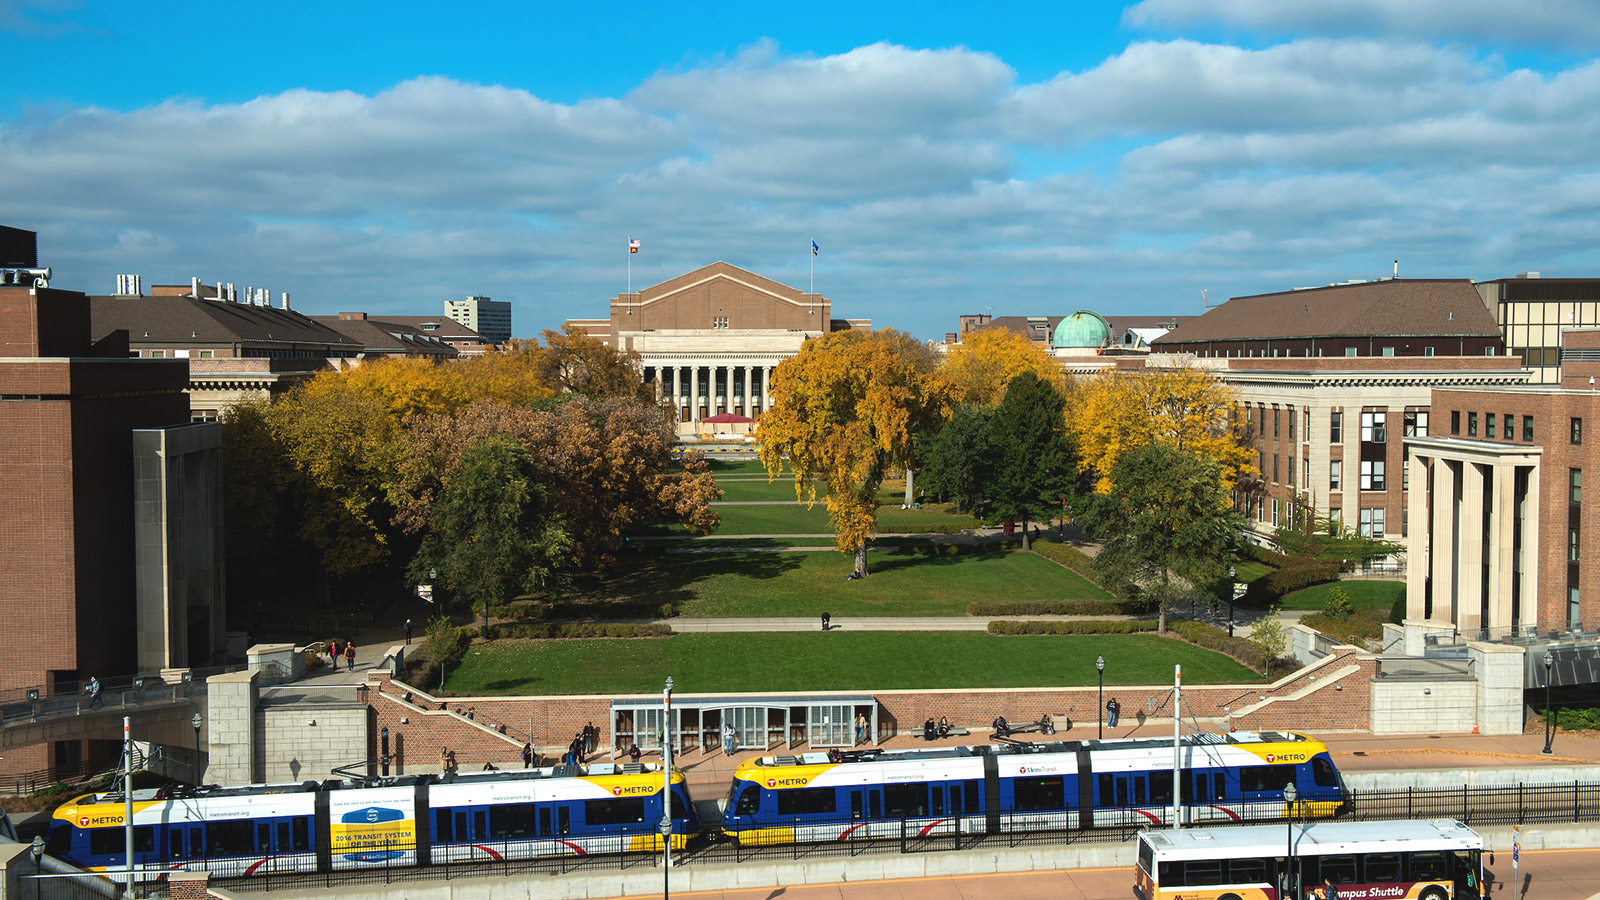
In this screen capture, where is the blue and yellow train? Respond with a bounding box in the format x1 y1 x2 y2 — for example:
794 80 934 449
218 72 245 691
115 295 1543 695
45 762 699 881
720 730 1345 846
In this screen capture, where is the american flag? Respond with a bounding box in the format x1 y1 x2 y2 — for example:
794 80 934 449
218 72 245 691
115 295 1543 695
629 238 641 254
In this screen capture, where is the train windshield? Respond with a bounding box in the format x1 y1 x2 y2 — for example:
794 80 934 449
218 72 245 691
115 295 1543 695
45 822 72 858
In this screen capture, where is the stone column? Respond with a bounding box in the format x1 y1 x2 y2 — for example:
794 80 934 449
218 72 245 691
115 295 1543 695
1524 463 1542 626
761 366 771 411
1489 463 1517 634
690 365 700 424
1406 453 1430 622
1459 461 1486 634
205 670 259 785
1430 458 1457 625
743 365 754 417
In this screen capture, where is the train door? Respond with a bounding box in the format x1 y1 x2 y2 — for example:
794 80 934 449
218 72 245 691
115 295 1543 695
849 790 864 820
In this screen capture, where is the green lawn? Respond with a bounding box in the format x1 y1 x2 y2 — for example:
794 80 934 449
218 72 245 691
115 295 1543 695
444 632 1262 695
705 458 773 475
712 478 815 502
700 501 980 535
1231 560 1274 583
1278 580 1404 611
554 548 1112 618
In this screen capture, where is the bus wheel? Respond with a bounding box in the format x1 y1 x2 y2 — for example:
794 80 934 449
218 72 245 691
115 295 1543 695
1220 894 1243 900
1419 889 1447 900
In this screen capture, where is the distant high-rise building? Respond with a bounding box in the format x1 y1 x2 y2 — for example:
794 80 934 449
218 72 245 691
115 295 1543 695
444 295 511 345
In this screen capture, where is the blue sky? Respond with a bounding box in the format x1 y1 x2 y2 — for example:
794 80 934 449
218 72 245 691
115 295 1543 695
5 0 1600 339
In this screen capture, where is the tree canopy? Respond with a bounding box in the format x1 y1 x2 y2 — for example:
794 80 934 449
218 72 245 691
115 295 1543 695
759 329 953 575
988 371 1078 549
940 326 1069 405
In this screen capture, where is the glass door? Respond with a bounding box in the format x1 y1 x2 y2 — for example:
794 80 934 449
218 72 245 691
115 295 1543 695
731 706 765 749
808 704 852 747
634 707 663 751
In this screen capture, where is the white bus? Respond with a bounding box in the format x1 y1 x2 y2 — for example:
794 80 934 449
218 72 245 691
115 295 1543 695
1135 818 1482 900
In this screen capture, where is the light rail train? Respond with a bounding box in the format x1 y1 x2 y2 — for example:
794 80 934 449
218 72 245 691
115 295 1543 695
719 730 1345 846
45 761 699 881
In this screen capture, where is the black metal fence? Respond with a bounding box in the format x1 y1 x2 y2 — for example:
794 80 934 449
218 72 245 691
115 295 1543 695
181 779 1600 894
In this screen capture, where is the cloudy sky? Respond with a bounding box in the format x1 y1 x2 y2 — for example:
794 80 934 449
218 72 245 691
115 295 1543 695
5 1 1599 340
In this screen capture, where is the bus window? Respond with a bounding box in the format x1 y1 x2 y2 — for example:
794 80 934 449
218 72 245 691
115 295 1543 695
1321 854 1357 884
1185 859 1224 885
1230 857 1269 885
1364 853 1401 882
735 785 761 817
1151 771 1172 805
1313 756 1339 787
1014 777 1065 812
1410 851 1447 881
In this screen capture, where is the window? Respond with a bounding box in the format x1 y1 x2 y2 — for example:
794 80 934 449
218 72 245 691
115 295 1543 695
1272 499 1280 526
1409 852 1448 881
1359 460 1386 491
1571 588 1581 626
1273 455 1280 483
1330 411 1342 443
91 826 155 856
207 821 255 856
1345 347 1358 357
1359 507 1386 538
491 803 538 837
1467 413 1478 437
1240 765 1293 792
1382 346 1395 357
1573 418 1584 445
1360 411 1387 443
1402 508 1409 537
1451 411 1461 435
735 786 761 816
1014 776 1066 811
1572 469 1583 505
884 783 928 817
1487 414 1497 439
1329 460 1342 490
148 349 165 358
1424 346 1435 356
1524 415 1534 441
1289 409 1296 442
1288 456 1296 487
1274 406 1280 438
1571 528 1580 563
712 316 729 329
777 788 838 816
1403 410 1428 437
1259 405 1266 435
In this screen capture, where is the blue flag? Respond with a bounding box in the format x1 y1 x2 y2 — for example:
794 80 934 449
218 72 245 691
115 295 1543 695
811 240 819 256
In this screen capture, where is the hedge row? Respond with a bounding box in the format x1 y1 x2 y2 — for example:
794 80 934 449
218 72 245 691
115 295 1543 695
1165 620 1277 671
894 541 1012 557
988 620 1159 636
1243 562 1341 606
1237 543 1295 568
1030 541 1100 579
496 622 674 639
969 598 1157 616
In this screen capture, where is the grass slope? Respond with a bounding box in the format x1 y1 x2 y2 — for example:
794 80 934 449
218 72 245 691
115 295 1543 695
1277 580 1404 611
556 548 1111 618
445 632 1262 695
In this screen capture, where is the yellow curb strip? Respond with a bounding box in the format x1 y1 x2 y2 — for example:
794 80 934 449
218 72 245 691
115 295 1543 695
628 865 1127 898
1335 749 1596 764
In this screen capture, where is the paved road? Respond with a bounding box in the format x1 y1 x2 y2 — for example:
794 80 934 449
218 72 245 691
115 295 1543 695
589 849 1600 900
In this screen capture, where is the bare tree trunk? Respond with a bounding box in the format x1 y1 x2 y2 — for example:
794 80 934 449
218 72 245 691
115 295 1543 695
1021 516 1032 551
904 468 915 507
483 598 491 641
854 544 868 577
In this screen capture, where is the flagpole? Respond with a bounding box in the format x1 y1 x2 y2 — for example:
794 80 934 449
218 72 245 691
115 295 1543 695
810 235 814 295
628 236 632 296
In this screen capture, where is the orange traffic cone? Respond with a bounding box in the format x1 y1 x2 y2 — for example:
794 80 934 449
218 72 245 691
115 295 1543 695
1471 724 1479 734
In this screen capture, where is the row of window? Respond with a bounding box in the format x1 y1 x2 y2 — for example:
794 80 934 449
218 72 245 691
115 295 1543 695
83 817 313 860
1450 411 1584 445
1156 850 1461 889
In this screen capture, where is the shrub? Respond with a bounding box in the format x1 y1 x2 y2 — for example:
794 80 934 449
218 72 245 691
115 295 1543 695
969 598 1158 616
424 616 473 671
1322 586 1352 620
987 620 1158 636
1388 587 1407 625
659 602 677 619
1237 543 1294 568
1167 620 1274 671
1244 562 1339 607
303 650 325 671
496 622 674 639
1300 608 1388 646
1030 541 1099 579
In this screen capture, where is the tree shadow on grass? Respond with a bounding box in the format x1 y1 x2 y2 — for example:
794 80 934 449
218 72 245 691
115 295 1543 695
551 551 804 618
866 549 1012 575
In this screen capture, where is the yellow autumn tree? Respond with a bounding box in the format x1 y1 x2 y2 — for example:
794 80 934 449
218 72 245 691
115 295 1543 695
940 326 1069 404
760 329 954 576
1072 364 1254 494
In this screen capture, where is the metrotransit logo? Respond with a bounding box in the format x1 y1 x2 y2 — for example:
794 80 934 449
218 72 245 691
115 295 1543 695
610 784 656 797
766 775 810 789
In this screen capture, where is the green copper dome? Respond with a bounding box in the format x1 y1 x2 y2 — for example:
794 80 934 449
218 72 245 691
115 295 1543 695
1051 310 1112 349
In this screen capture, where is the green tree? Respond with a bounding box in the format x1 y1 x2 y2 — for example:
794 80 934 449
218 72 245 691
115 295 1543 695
760 330 953 576
1274 505 1404 569
407 434 572 638
989 371 1078 550
918 404 1000 515
1250 607 1290 674
1322 586 1353 620
1082 442 1242 632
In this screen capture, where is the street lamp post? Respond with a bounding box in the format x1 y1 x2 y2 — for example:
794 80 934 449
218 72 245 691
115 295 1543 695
1227 565 1237 637
661 675 674 900
191 713 203 784
1284 782 1299 898
1542 652 1555 755
1096 656 1106 739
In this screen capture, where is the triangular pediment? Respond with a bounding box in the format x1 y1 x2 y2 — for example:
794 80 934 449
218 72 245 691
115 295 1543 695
631 262 817 309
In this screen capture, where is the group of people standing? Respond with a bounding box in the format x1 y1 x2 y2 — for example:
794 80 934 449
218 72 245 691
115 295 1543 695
325 639 357 671
563 722 598 765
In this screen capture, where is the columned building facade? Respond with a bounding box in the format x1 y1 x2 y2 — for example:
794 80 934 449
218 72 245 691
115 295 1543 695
566 262 869 436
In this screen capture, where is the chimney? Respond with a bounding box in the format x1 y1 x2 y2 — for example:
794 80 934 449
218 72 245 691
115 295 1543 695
192 276 202 298
1393 260 1398 279
227 283 236 302
281 291 291 311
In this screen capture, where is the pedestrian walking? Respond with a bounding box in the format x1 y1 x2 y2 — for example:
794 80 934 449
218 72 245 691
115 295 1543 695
328 639 340 668
521 743 533 768
86 676 103 709
722 722 735 756
854 712 866 745
343 641 356 671
466 706 476 721
820 612 831 631
439 747 450 774
404 618 413 645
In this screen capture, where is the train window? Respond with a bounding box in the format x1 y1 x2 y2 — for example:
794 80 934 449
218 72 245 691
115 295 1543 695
586 798 646 828
189 828 202 859
776 788 837 817
1230 858 1269 884
44 826 71 859
90 827 155 856
1313 757 1338 787
1132 777 1148 806
491 803 537 837
964 781 981 814
1098 774 1113 805
930 786 945 816
868 791 881 819
671 789 691 819
169 829 185 859
257 823 271 852
436 810 454 843
557 807 571 836
293 817 310 852
1409 852 1447 881
538 808 551 837
735 786 762 817
1364 853 1401 882
850 792 863 819
1013 777 1065 812
884 784 927 817
276 822 291 852
1150 771 1172 805
209 821 252 856
1241 766 1293 793
1321 855 1357 884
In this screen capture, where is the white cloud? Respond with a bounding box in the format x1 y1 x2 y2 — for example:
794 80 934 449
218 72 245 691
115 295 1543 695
1123 0 1600 49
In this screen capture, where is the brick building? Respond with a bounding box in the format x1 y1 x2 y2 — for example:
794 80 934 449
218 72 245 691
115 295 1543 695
310 312 475 359
1405 328 1600 636
2 237 224 777
564 262 870 436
